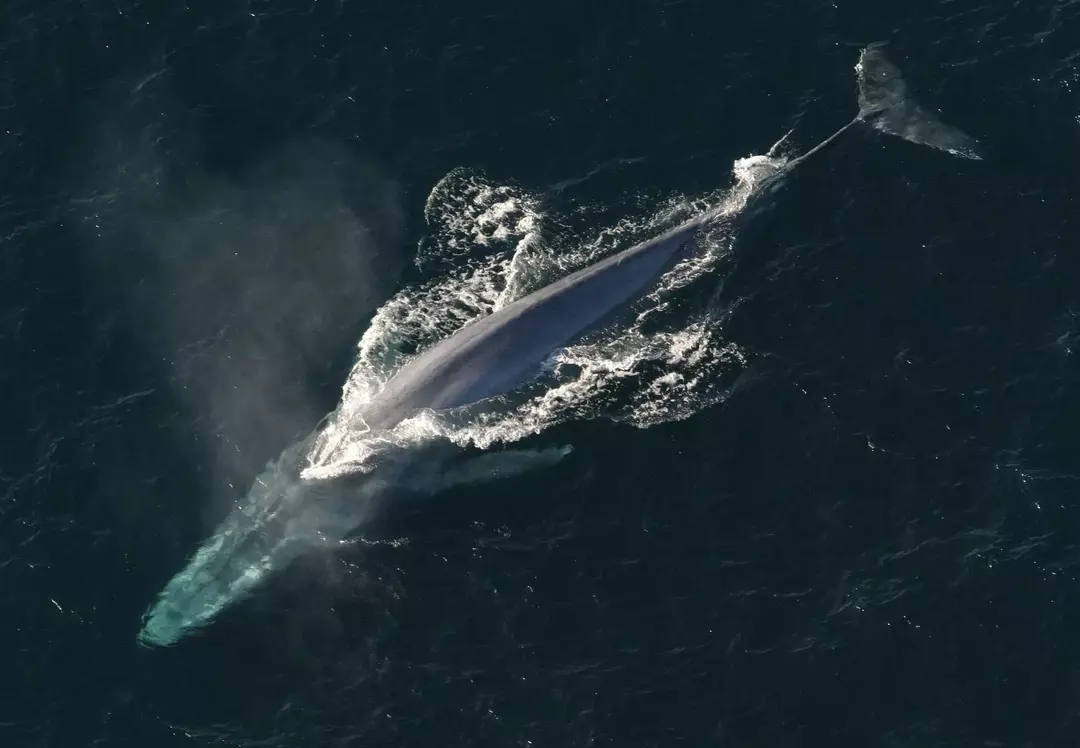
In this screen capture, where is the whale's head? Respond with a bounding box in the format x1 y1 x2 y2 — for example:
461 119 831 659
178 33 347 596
137 465 319 647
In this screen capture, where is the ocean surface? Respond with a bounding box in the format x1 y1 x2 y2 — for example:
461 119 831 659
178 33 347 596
5 0 1080 745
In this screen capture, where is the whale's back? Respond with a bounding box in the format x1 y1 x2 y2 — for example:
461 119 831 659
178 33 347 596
361 217 706 429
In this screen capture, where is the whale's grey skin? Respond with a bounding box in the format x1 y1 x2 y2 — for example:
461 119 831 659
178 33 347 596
360 214 711 430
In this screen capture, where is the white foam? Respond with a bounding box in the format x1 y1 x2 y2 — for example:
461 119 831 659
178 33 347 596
301 152 787 481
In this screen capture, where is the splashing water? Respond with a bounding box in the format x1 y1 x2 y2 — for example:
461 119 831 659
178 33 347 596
302 151 784 481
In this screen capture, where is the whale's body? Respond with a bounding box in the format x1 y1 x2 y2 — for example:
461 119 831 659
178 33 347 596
360 215 708 430
137 42 984 648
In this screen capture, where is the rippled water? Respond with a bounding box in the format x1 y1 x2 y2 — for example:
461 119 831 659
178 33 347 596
4 1 1080 746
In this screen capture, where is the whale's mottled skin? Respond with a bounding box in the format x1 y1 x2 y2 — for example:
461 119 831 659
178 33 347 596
360 215 710 429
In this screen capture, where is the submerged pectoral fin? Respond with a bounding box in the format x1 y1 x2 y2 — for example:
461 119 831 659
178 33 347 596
439 445 574 488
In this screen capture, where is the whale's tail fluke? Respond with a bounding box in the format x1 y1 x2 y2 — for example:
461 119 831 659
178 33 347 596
782 43 982 171
854 41 982 160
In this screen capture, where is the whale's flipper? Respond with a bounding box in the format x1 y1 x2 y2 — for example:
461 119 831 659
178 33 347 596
438 445 574 489
854 42 982 160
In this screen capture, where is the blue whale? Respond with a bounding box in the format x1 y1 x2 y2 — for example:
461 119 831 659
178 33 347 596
137 42 983 647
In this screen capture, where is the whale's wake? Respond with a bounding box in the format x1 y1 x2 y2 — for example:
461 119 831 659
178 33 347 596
301 156 771 481
138 44 982 647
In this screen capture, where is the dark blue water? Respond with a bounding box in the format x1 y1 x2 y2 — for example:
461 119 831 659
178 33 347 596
5 0 1080 745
